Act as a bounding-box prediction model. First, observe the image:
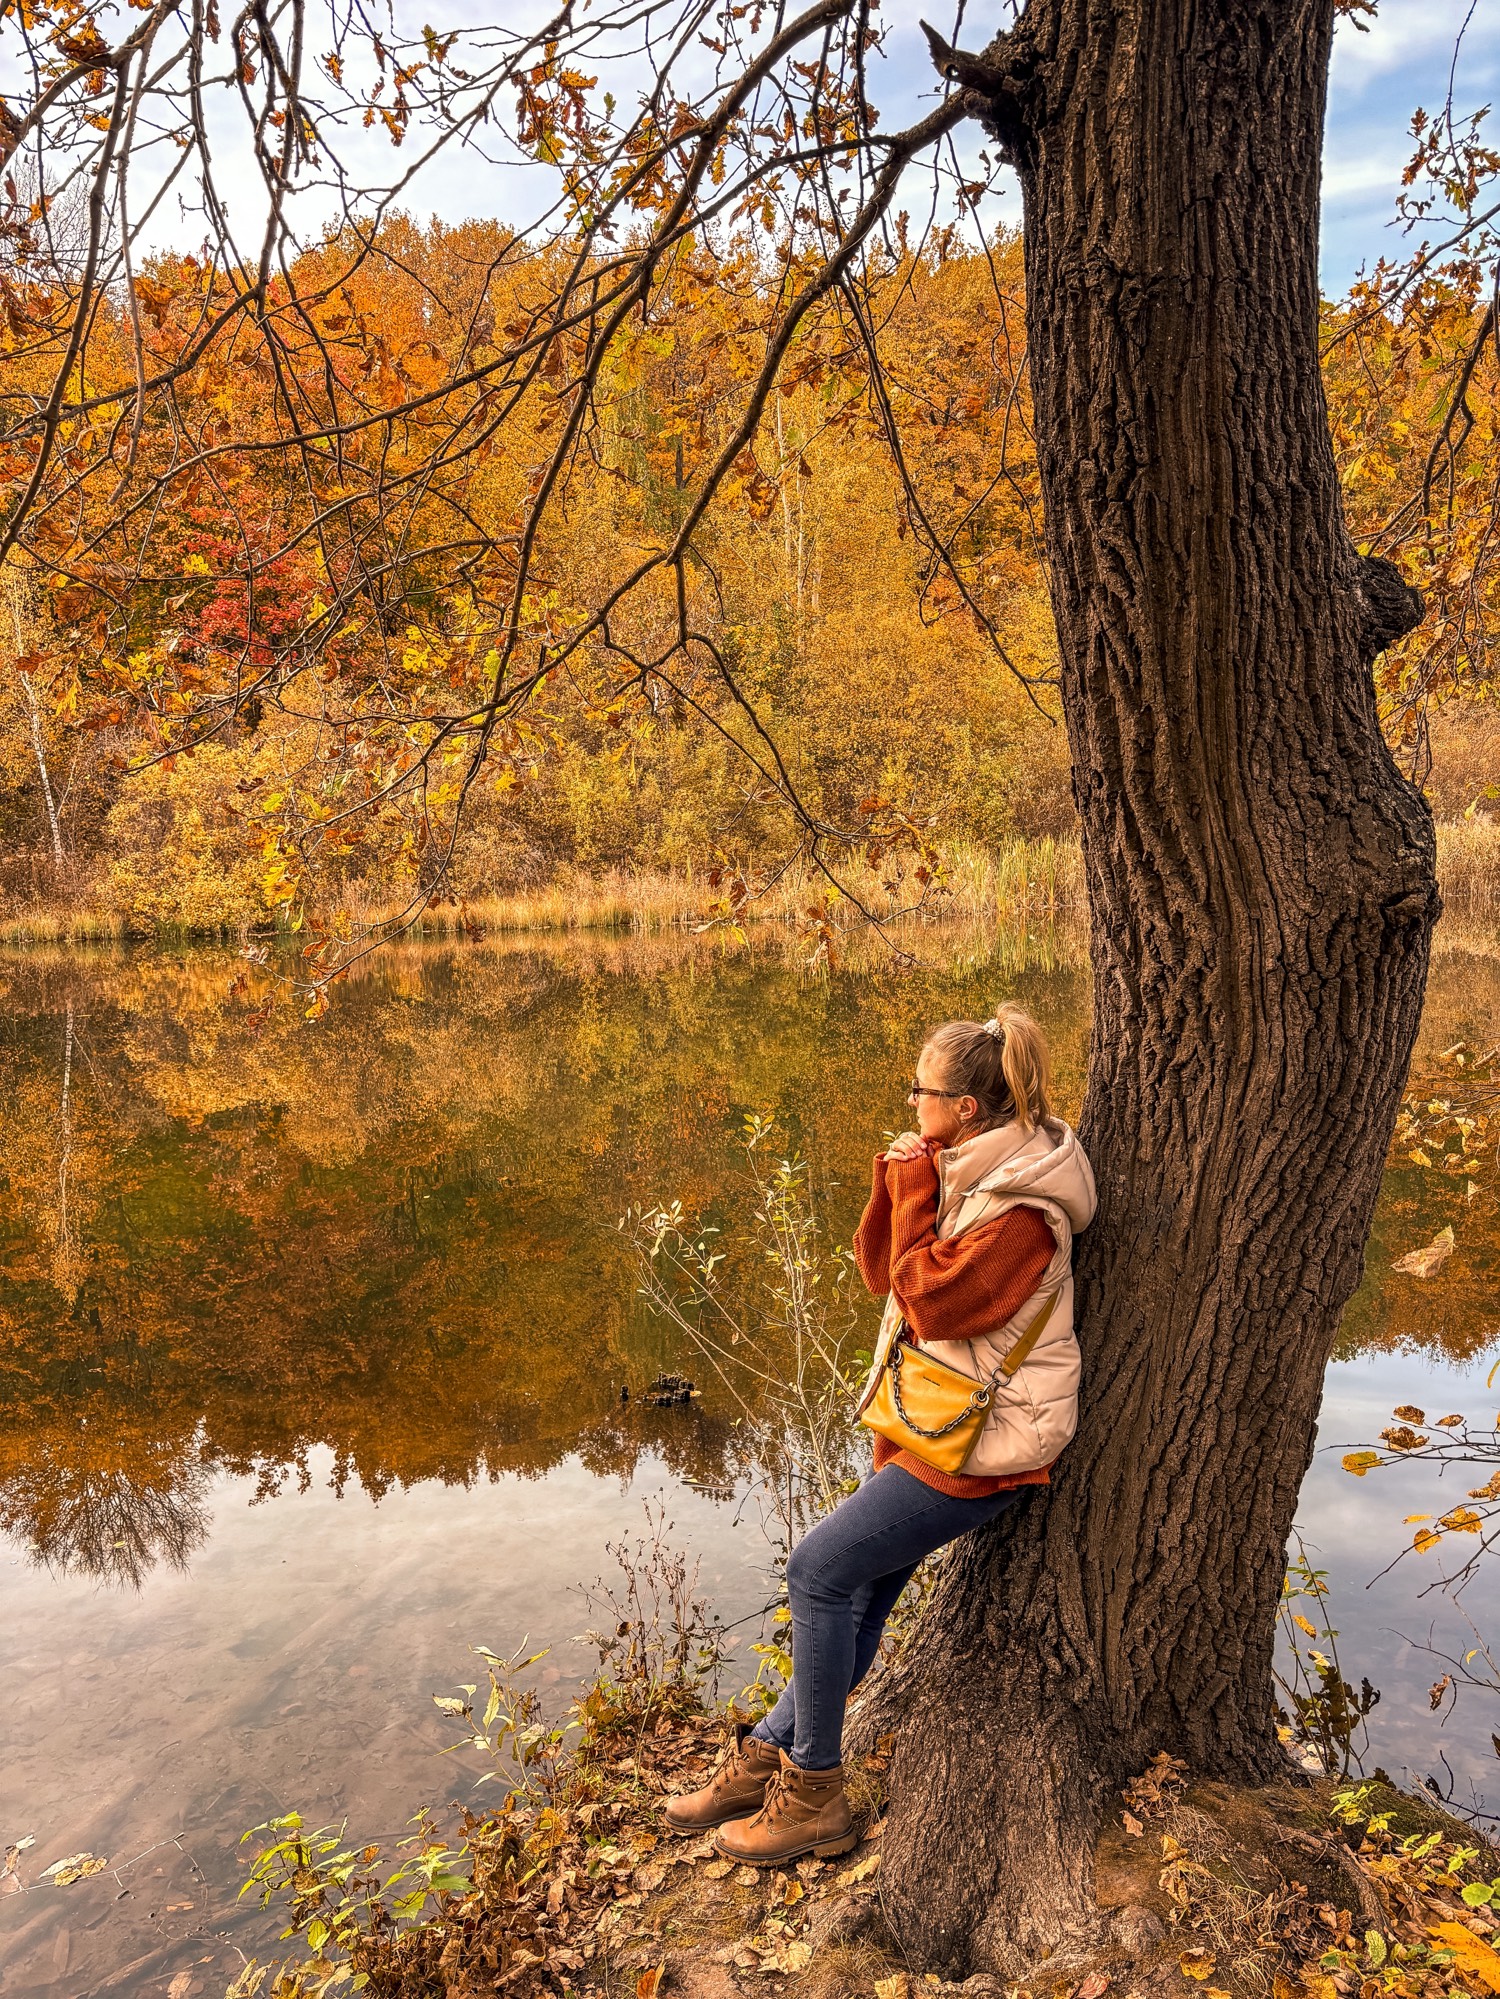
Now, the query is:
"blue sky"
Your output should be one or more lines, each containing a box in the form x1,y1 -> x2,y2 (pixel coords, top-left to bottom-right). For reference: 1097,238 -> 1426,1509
328,0 -> 1500,296
1322,0 -> 1500,288
14,0 -> 1489,292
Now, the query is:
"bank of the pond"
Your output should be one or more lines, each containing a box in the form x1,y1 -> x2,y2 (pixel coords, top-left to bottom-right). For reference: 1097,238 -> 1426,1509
218,1681 -> 1500,1999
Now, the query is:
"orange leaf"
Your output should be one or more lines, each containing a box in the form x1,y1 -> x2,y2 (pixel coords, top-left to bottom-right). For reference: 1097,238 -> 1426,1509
1428,1923 -> 1500,1993
636,1967 -> 665,1999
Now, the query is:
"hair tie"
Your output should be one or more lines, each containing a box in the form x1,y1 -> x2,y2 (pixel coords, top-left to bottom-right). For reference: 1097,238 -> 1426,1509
982,1018 -> 1004,1040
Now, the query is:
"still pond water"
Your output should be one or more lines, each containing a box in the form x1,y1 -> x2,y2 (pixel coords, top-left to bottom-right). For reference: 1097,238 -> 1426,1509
1,922 -> 1497,1997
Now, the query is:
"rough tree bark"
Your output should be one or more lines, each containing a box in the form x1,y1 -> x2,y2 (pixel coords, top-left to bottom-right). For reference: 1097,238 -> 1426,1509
870,0 -> 1438,1974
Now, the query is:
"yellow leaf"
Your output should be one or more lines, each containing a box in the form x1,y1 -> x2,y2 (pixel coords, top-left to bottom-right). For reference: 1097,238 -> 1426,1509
1428,1922 -> 1500,1993
1179,1950 -> 1215,1981
1413,1528 -> 1442,1553
839,1852 -> 881,1886
1409,1149 -> 1432,1166
1439,1505 -> 1483,1533
874,1977 -> 910,1999
1404,1514 -> 1434,1524
1293,1615 -> 1318,1637
1342,1451 -> 1381,1476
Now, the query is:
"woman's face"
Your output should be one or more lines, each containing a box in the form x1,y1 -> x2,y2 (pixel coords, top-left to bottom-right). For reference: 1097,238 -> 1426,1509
910,1046 -> 976,1147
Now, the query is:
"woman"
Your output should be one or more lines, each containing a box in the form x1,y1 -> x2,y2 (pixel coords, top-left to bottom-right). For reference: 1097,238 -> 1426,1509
663,1002 -> 1096,1864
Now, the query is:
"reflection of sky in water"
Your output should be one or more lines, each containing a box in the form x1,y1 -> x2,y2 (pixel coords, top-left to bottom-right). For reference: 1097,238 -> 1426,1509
1294,1350 -> 1499,1815
0,1451 -> 780,1997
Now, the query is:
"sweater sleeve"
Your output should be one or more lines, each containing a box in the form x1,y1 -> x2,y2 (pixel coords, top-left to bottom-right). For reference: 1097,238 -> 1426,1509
852,1154 -> 897,1295
885,1164 -> 1055,1343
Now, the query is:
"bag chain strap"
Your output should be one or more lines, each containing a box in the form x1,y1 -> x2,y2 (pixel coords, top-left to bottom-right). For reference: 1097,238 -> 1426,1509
885,1342 -> 992,1440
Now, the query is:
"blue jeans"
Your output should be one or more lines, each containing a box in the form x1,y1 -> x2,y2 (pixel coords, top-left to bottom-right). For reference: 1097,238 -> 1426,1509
750,1463 -> 1020,1770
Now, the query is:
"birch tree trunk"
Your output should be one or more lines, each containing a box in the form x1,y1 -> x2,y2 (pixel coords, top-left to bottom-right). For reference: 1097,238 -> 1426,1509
873,0 -> 1438,1970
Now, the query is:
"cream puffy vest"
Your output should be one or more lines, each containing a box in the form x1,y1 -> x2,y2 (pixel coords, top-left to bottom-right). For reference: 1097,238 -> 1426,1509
854,1118 -> 1097,1478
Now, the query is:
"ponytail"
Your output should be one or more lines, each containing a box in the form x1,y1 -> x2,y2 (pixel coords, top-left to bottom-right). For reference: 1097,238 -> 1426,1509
923,1000 -> 1054,1133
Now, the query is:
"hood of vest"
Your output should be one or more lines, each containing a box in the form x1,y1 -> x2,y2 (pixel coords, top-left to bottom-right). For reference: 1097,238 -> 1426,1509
933,1117 -> 1097,1239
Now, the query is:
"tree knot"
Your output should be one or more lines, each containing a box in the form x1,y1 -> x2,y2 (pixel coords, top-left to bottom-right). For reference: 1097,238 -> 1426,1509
1354,554 -> 1423,666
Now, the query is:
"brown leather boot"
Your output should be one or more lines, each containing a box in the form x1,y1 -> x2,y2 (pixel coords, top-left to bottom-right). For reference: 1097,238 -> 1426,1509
663,1723 -> 781,1832
712,1750 -> 856,1865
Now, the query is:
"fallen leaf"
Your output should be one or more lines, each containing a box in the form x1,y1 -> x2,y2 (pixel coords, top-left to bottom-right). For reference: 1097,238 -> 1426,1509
1179,1949 -> 1215,1981
1121,1812 -> 1144,1837
837,1852 -> 881,1885
636,1965 -> 665,1999
1391,1226 -> 1456,1277
164,1899 -> 195,1912
734,1866 -> 759,1886
1430,1922 -> 1500,1993
702,1859 -> 733,1880
42,1853 -> 108,1886
875,1977 -> 911,1999
168,1975 -> 194,1999
634,1861 -> 668,1893
1077,1976 -> 1110,1998
767,1940 -> 812,1974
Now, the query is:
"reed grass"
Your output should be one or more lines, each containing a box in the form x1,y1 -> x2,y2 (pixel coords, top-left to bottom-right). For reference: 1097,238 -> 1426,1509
3,821 -> 1490,953
1435,816 -> 1500,911
0,906 -> 133,946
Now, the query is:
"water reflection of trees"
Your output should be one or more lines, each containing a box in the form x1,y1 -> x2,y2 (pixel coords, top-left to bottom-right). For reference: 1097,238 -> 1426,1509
0,929 -> 1492,1583
0,1425 -> 211,1586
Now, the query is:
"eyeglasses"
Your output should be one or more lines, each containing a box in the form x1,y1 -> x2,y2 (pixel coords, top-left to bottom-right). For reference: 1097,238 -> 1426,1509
907,1080 -> 964,1099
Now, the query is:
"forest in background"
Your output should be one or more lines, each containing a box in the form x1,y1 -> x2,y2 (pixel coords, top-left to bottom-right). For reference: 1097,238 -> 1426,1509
2,218 -> 1498,941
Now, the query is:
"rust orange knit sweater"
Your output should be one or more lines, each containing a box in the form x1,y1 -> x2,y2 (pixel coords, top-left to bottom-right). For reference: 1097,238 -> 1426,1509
853,1148 -> 1056,1499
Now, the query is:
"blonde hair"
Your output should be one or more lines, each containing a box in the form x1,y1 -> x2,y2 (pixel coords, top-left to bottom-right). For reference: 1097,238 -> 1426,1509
924,1001 -> 1053,1133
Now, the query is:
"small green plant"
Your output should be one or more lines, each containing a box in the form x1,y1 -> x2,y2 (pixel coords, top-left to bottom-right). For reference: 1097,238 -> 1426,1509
231,1809 -> 471,1996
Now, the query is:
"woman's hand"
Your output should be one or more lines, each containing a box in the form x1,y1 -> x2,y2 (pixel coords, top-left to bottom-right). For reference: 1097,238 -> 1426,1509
883,1131 -> 937,1163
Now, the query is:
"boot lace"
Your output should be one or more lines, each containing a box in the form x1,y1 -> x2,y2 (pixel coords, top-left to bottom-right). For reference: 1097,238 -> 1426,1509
752,1766 -> 796,1827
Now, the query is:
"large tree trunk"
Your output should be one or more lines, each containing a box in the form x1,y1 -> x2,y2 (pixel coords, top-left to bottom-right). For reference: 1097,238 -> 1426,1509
875,0 -> 1438,1973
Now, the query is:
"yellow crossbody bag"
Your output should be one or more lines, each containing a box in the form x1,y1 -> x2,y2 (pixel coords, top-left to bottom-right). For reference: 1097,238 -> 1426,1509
858,1290 -> 1058,1475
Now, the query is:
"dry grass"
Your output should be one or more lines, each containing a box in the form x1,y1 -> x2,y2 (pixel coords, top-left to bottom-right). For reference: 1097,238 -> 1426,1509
0,905 -> 134,945
1436,816 -> 1500,911
3,821 -> 1490,955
